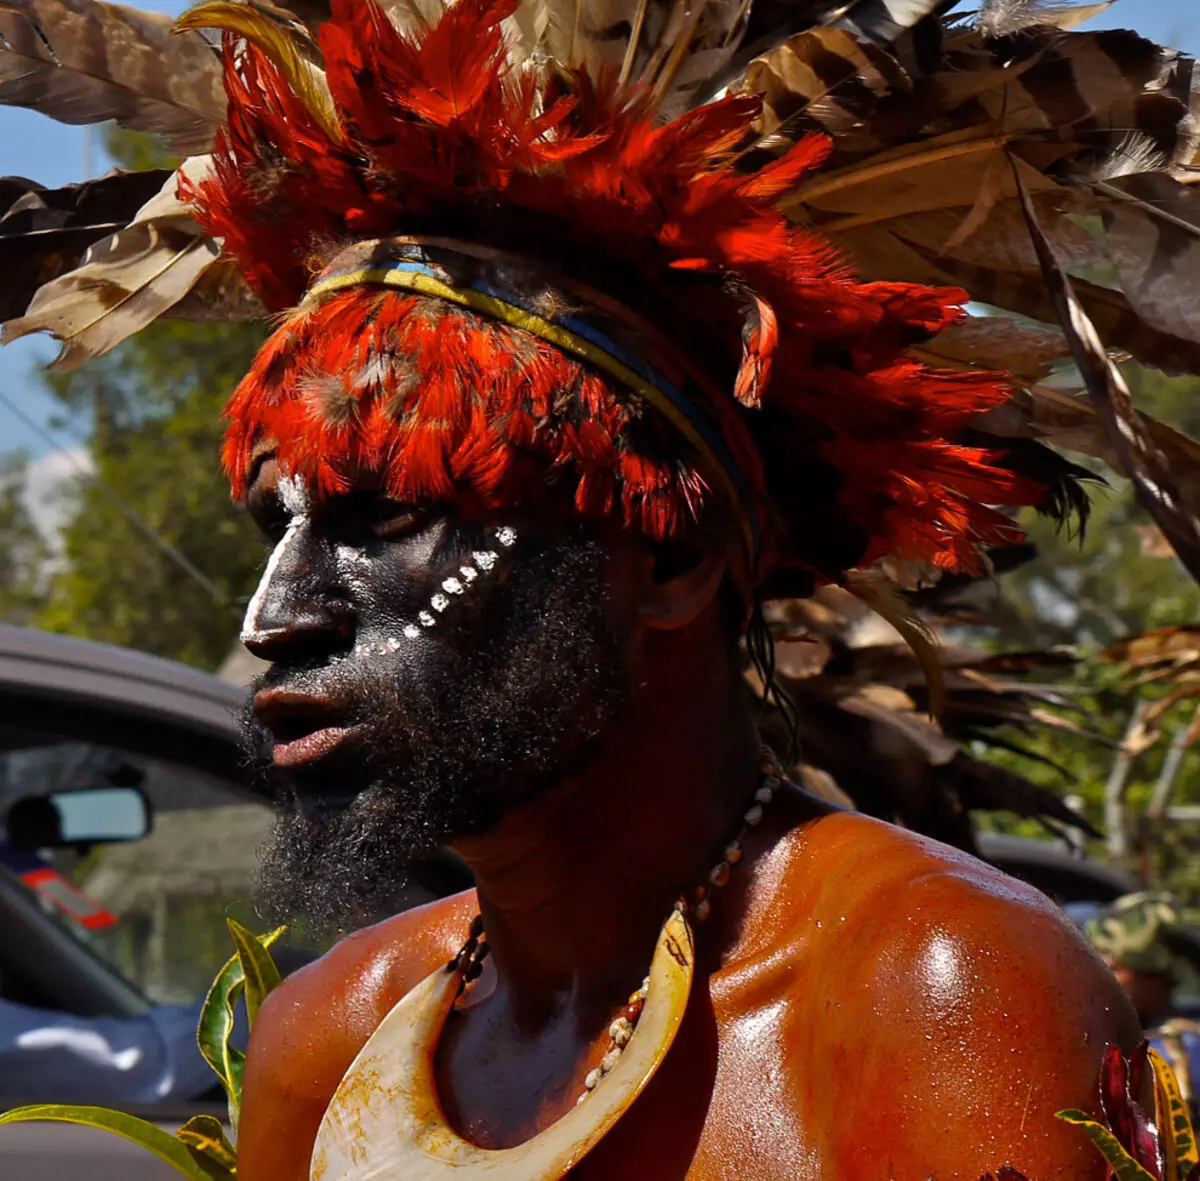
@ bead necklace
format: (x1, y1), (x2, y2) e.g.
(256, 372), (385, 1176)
(450, 745), (784, 1103)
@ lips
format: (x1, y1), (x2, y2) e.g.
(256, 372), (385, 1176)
(253, 687), (362, 767)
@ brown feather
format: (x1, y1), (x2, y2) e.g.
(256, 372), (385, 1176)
(0, 0), (224, 152)
(1013, 160), (1200, 585)
(1093, 171), (1200, 352)
(0, 167), (171, 321)
(2, 157), (221, 368)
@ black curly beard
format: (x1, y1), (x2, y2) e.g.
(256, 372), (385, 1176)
(240, 531), (631, 935)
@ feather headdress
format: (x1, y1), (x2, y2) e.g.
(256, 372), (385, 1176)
(3, 0), (1200, 593)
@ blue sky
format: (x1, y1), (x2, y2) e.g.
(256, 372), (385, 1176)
(1, 0), (1197, 457)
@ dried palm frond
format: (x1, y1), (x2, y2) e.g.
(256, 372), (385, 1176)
(754, 562), (1104, 851)
(1102, 627), (1200, 755)
(1, 157), (222, 367)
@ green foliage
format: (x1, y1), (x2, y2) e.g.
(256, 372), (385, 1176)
(28, 316), (267, 668)
(0, 127), (265, 667)
(0, 921), (285, 1179)
(1056, 1111), (1157, 1181)
(0, 1106), (230, 1181)
(969, 365), (1200, 897)
(998, 366), (1200, 650)
(0, 127), (267, 668)
(198, 921), (286, 1131)
(1051, 1047), (1200, 1181)
(0, 452), (50, 625)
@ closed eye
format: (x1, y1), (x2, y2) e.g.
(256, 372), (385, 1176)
(369, 504), (428, 540)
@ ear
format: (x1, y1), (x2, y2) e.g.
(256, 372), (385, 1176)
(637, 549), (728, 631)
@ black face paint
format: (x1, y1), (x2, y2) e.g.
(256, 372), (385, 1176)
(240, 493), (631, 934)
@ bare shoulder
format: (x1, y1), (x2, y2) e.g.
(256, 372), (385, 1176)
(769, 811), (1136, 1040)
(237, 889), (477, 1181)
(753, 811), (1140, 1177)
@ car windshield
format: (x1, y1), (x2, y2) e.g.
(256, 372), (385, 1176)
(0, 732), (273, 1005)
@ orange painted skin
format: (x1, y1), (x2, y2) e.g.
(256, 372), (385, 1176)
(235, 460), (1139, 1181)
(238, 802), (1137, 1181)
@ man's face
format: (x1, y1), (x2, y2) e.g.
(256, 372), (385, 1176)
(240, 457), (633, 931)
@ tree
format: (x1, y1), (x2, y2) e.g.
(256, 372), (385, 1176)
(11, 127), (268, 669)
(994, 366), (1200, 650)
(964, 365), (1200, 901)
(0, 451), (50, 625)
(31, 317), (267, 668)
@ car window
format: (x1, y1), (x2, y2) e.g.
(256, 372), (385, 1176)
(0, 732), (273, 1006)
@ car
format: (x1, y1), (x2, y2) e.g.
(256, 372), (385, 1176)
(0, 625), (464, 1180)
(0, 625), (1174, 1177)
(975, 831), (1144, 905)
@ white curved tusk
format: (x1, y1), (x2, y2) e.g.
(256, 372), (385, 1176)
(310, 907), (695, 1181)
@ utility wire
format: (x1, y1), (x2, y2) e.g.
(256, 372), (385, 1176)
(0, 387), (238, 615)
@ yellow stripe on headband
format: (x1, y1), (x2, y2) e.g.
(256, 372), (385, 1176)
(304, 265), (756, 561)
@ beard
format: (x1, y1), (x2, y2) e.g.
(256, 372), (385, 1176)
(242, 530), (631, 934)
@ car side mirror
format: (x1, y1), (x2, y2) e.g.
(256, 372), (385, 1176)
(4, 787), (153, 850)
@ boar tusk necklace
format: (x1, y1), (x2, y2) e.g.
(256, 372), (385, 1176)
(310, 748), (783, 1181)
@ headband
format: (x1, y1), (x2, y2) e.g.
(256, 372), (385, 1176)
(302, 238), (761, 568)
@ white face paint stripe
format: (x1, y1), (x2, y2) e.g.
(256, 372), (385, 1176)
(241, 516), (304, 645)
(278, 473), (310, 517)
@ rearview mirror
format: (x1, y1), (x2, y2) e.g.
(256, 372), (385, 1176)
(4, 787), (152, 850)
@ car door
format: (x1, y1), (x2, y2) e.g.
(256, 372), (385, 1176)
(0, 628), (267, 1178)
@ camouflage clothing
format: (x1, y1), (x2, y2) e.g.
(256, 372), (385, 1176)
(1152, 1019), (1200, 1115)
(1085, 891), (1182, 977)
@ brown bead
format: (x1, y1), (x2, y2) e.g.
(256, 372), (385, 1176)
(709, 861), (731, 888)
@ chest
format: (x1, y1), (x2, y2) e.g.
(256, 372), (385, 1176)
(435, 969), (824, 1181)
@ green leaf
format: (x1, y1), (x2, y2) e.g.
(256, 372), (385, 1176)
(1149, 1047), (1200, 1179)
(1057, 1109), (1158, 1180)
(197, 923), (285, 1129)
(0, 1105), (229, 1181)
(227, 918), (284, 1029)
(177, 1114), (238, 1173)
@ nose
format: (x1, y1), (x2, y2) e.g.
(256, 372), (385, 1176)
(241, 518), (355, 663)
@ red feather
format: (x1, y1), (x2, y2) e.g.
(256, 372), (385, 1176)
(197, 0), (1049, 584)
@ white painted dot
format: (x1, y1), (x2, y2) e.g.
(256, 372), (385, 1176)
(473, 551), (497, 571)
(460, 566), (478, 582)
(442, 577), (464, 595)
(419, 611), (436, 627)
(431, 593), (450, 612)
(387, 637), (401, 651)
(496, 526), (517, 547)
(403, 623), (421, 640)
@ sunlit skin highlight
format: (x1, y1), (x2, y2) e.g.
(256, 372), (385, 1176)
(236, 456), (1140, 1181)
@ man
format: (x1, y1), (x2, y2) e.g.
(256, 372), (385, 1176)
(3, 0), (1172, 1176)
(153, 0), (1139, 1169)
(1086, 892), (1200, 1114)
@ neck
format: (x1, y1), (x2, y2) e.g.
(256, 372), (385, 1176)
(453, 649), (761, 1030)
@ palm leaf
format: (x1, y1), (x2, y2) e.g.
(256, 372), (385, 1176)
(1012, 161), (1200, 586)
